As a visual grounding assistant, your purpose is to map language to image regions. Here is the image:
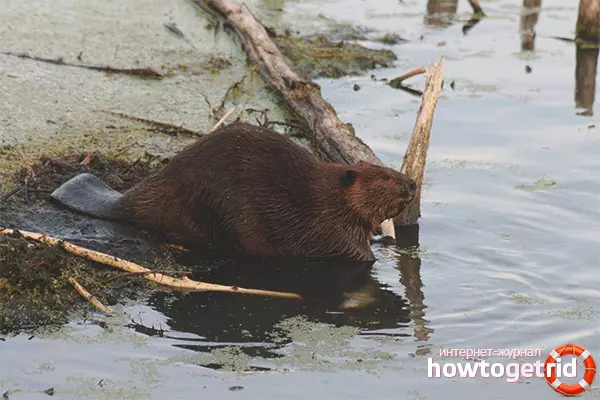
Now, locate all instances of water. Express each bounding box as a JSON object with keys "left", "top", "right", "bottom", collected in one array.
[{"left": 1, "top": 0, "right": 599, "bottom": 399}]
